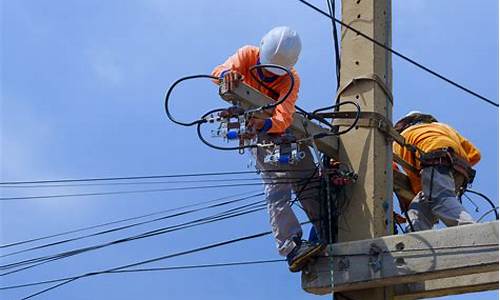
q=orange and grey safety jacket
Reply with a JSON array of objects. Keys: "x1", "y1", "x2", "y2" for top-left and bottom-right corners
[
  {"x1": 393, "y1": 122, "x2": 481, "y2": 194},
  {"x1": 212, "y1": 45, "x2": 300, "y2": 134}
]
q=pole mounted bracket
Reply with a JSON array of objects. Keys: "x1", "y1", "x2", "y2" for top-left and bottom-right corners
[
  {"x1": 315, "y1": 111, "x2": 404, "y2": 145},
  {"x1": 336, "y1": 73, "x2": 394, "y2": 105}
]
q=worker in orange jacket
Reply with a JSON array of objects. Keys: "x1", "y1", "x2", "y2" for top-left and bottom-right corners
[
  {"x1": 212, "y1": 26, "x2": 323, "y2": 272},
  {"x1": 393, "y1": 111, "x2": 480, "y2": 231}
]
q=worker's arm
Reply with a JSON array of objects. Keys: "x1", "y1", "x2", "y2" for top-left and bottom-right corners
[
  {"x1": 459, "y1": 134, "x2": 481, "y2": 166},
  {"x1": 211, "y1": 46, "x2": 253, "y2": 79},
  {"x1": 266, "y1": 74, "x2": 300, "y2": 134}
]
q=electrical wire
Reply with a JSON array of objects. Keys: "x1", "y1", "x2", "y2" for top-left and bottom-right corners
[
  {"x1": 164, "y1": 74, "x2": 220, "y2": 126},
  {"x1": 165, "y1": 65, "x2": 293, "y2": 150},
  {"x1": 0, "y1": 169, "x2": 316, "y2": 185},
  {"x1": 12, "y1": 226, "x2": 497, "y2": 299},
  {"x1": 0, "y1": 259, "x2": 285, "y2": 291},
  {"x1": 0, "y1": 177, "x2": 317, "y2": 189},
  {"x1": 17, "y1": 226, "x2": 283, "y2": 300},
  {"x1": 462, "y1": 192, "x2": 480, "y2": 213},
  {"x1": 196, "y1": 108, "x2": 259, "y2": 151},
  {"x1": 297, "y1": 0, "x2": 498, "y2": 108},
  {"x1": 307, "y1": 101, "x2": 361, "y2": 139},
  {"x1": 0, "y1": 181, "x2": 318, "y2": 201},
  {"x1": 0, "y1": 190, "x2": 261, "y2": 249},
  {"x1": 0, "y1": 189, "x2": 319, "y2": 274},
  {"x1": 0, "y1": 193, "x2": 265, "y2": 258},
  {"x1": 477, "y1": 207, "x2": 500, "y2": 222},
  {"x1": 326, "y1": 0, "x2": 341, "y2": 90},
  {"x1": 195, "y1": 64, "x2": 296, "y2": 151},
  {"x1": 465, "y1": 189, "x2": 499, "y2": 220},
  {"x1": 2, "y1": 182, "x2": 320, "y2": 275},
  {"x1": 0, "y1": 200, "x2": 269, "y2": 274},
  {"x1": 247, "y1": 64, "x2": 295, "y2": 110},
  {"x1": 0, "y1": 170, "x2": 255, "y2": 185},
  {"x1": 246, "y1": 63, "x2": 337, "y2": 131},
  {"x1": 10, "y1": 239, "x2": 497, "y2": 292}
]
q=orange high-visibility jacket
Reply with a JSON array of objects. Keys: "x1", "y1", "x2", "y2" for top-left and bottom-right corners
[
  {"x1": 212, "y1": 45, "x2": 300, "y2": 134},
  {"x1": 393, "y1": 122, "x2": 481, "y2": 194}
]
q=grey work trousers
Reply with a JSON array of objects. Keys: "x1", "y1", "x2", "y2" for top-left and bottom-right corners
[
  {"x1": 406, "y1": 166, "x2": 475, "y2": 232},
  {"x1": 254, "y1": 139, "x2": 321, "y2": 256}
]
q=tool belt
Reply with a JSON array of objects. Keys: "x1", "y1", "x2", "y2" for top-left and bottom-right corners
[{"x1": 420, "y1": 148, "x2": 476, "y2": 186}]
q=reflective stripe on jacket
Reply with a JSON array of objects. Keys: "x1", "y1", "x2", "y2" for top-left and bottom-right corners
[
  {"x1": 212, "y1": 45, "x2": 300, "y2": 134},
  {"x1": 393, "y1": 122, "x2": 481, "y2": 194}
]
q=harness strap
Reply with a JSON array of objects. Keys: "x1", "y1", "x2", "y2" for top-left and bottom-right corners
[{"x1": 420, "y1": 148, "x2": 476, "y2": 186}]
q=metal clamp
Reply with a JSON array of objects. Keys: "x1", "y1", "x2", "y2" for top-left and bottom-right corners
[{"x1": 315, "y1": 111, "x2": 405, "y2": 146}]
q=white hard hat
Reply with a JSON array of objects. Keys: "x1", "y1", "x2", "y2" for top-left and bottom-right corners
[
  {"x1": 404, "y1": 111, "x2": 422, "y2": 117},
  {"x1": 259, "y1": 26, "x2": 302, "y2": 76}
]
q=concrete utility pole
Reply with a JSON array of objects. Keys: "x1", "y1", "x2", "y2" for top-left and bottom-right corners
[
  {"x1": 299, "y1": 0, "x2": 498, "y2": 298},
  {"x1": 336, "y1": 0, "x2": 393, "y2": 298}
]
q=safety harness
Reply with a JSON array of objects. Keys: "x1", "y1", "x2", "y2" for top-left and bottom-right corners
[{"x1": 419, "y1": 147, "x2": 476, "y2": 194}]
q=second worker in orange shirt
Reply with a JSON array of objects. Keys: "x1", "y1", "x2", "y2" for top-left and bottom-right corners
[{"x1": 393, "y1": 111, "x2": 480, "y2": 231}]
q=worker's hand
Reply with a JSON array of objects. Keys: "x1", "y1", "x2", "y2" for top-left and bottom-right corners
[
  {"x1": 247, "y1": 118, "x2": 265, "y2": 131},
  {"x1": 223, "y1": 71, "x2": 243, "y2": 91}
]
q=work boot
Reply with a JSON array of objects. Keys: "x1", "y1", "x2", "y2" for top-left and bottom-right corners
[{"x1": 286, "y1": 238, "x2": 325, "y2": 273}]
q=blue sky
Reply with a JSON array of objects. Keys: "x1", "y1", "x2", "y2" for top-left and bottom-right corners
[{"x1": 1, "y1": 0, "x2": 498, "y2": 299}]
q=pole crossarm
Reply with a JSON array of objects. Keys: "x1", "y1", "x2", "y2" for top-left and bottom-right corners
[{"x1": 301, "y1": 221, "x2": 499, "y2": 295}]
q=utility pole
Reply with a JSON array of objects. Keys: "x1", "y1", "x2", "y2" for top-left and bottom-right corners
[
  {"x1": 299, "y1": 1, "x2": 498, "y2": 298},
  {"x1": 335, "y1": 0, "x2": 393, "y2": 298}
]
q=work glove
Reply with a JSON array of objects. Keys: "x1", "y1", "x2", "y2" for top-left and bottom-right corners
[{"x1": 247, "y1": 117, "x2": 265, "y2": 131}]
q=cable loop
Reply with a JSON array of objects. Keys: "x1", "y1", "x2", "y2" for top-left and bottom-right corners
[{"x1": 164, "y1": 74, "x2": 221, "y2": 127}]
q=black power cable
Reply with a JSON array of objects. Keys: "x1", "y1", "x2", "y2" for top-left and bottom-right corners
[
  {"x1": 248, "y1": 64, "x2": 295, "y2": 110},
  {"x1": 0, "y1": 181, "x2": 313, "y2": 201},
  {"x1": 196, "y1": 108, "x2": 259, "y2": 151},
  {"x1": 1, "y1": 259, "x2": 285, "y2": 291},
  {"x1": 326, "y1": 0, "x2": 341, "y2": 90},
  {"x1": 310, "y1": 101, "x2": 361, "y2": 139},
  {"x1": 20, "y1": 238, "x2": 497, "y2": 300},
  {"x1": 2, "y1": 181, "x2": 321, "y2": 274},
  {"x1": 0, "y1": 170, "x2": 258, "y2": 185},
  {"x1": 0, "y1": 169, "x2": 316, "y2": 185},
  {"x1": 0, "y1": 202, "x2": 269, "y2": 275},
  {"x1": 245, "y1": 62, "x2": 337, "y2": 131},
  {"x1": 297, "y1": 0, "x2": 498, "y2": 108},
  {"x1": 164, "y1": 74, "x2": 220, "y2": 126},
  {"x1": 0, "y1": 193, "x2": 265, "y2": 258},
  {"x1": 0, "y1": 177, "x2": 312, "y2": 189},
  {"x1": 0, "y1": 190, "x2": 260, "y2": 249},
  {"x1": 165, "y1": 65, "x2": 293, "y2": 130},
  {"x1": 196, "y1": 64, "x2": 297, "y2": 151},
  {"x1": 465, "y1": 189, "x2": 499, "y2": 220},
  {"x1": 18, "y1": 227, "x2": 279, "y2": 300}
]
